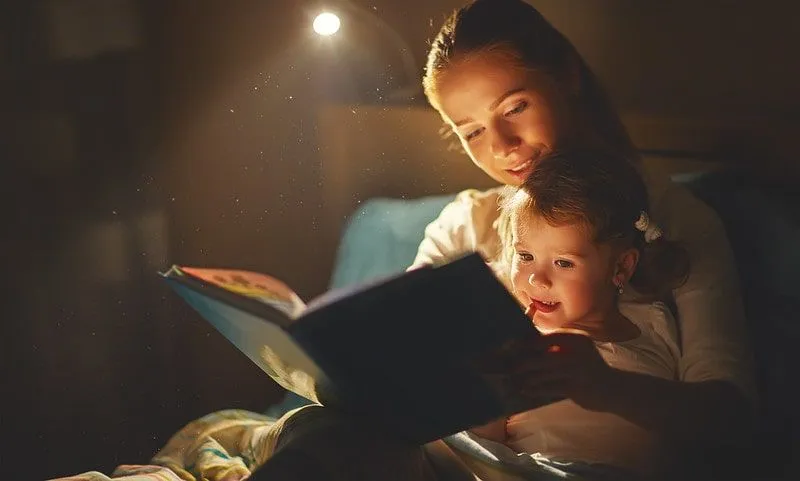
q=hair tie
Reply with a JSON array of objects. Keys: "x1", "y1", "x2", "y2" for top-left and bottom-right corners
[{"x1": 635, "y1": 211, "x2": 663, "y2": 243}]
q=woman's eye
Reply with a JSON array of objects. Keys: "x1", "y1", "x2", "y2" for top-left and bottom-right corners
[
  {"x1": 505, "y1": 100, "x2": 528, "y2": 116},
  {"x1": 554, "y1": 259, "x2": 574, "y2": 269},
  {"x1": 464, "y1": 127, "x2": 484, "y2": 141}
]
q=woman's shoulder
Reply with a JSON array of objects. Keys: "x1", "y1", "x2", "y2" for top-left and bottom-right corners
[
  {"x1": 411, "y1": 186, "x2": 505, "y2": 267},
  {"x1": 450, "y1": 186, "x2": 505, "y2": 213},
  {"x1": 646, "y1": 174, "x2": 726, "y2": 242},
  {"x1": 431, "y1": 186, "x2": 505, "y2": 234}
]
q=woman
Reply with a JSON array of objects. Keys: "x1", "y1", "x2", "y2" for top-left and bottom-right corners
[{"x1": 410, "y1": 0, "x2": 755, "y2": 476}]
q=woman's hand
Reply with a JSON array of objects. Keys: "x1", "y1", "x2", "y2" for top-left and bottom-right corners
[
  {"x1": 512, "y1": 332, "x2": 617, "y2": 410},
  {"x1": 476, "y1": 331, "x2": 617, "y2": 411},
  {"x1": 469, "y1": 417, "x2": 507, "y2": 443}
]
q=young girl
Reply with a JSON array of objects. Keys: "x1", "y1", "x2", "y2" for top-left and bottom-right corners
[{"x1": 463, "y1": 149, "x2": 690, "y2": 478}]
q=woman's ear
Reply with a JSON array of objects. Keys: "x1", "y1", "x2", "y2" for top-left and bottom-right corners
[
  {"x1": 612, "y1": 248, "x2": 639, "y2": 287},
  {"x1": 566, "y1": 52, "x2": 581, "y2": 96}
]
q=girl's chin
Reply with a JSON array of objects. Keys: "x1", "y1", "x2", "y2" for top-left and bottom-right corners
[
  {"x1": 535, "y1": 324, "x2": 592, "y2": 337},
  {"x1": 532, "y1": 318, "x2": 560, "y2": 333},
  {"x1": 532, "y1": 315, "x2": 584, "y2": 335},
  {"x1": 534, "y1": 324, "x2": 558, "y2": 334}
]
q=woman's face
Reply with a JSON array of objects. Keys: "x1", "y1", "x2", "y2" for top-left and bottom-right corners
[{"x1": 432, "y1": 52, "x2": 575, "y2": 186}]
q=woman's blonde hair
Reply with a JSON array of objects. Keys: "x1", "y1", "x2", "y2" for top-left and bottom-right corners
[{"x1": 424, "y1": 0, "x2": 638, "y2": 164}]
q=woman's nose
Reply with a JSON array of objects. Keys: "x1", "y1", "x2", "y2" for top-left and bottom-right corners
[{"x1": 489, "y1": 124, "x2": 521, "y2": 160}]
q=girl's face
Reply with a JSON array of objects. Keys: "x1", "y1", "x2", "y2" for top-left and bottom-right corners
[
  {"x1": 509, "y1": 210, "x2": 619, "y2": 333},
  {"x1": 432, "y1": 52, "x2": 574, "y2": 186}
]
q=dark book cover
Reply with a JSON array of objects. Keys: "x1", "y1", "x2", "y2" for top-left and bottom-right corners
[{"x1": 161, "y1": 253, "x2": 545, "y2": 444}]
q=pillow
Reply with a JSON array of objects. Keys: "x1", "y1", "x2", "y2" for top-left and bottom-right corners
[
  {"x1": 676, "y1": 171, "x2": 800, "y2": 459},
  {"x1": 677, "y1": 171, "x2": 800, "y2": 303},
  {"x1": 329, "y1": 194, "x2": 456, "y2": 290}
]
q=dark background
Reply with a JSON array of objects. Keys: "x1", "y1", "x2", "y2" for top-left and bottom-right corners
[{"x1": 2, "y1": 1, "x2": 798, "y2": 479}]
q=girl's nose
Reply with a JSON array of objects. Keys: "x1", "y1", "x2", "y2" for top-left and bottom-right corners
[{"x1": 528, "y1": 270, "x2": 550, "y2": 288}]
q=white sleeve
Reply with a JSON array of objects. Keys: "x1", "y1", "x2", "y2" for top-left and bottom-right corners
[{"x1": 410, "y1": 188, "x2": 503, "y2": 270}]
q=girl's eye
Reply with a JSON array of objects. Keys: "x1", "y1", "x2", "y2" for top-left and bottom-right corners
[
  {"x1": 464, "y1": 127, "x2": 484, "y2": 142},
  {"x1": 517, "y1": 252, "x2": 534, "y2": 262},
  {"x1": 554, "y1": 259, "x2": 574, "y2": 269},
  {"x1": 505, "y1": 100, "x2": 528, "y2": 116}
]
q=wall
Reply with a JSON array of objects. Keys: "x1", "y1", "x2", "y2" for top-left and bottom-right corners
[
  {"x1": 2, "y1": 1, "x2": 798, "y2": 479},
  {"x1": 386, "y1": 0, "x2": 800, "y2": 117},
  {"x1": 153, "y1": 0, "x2": 800, "y2": 300}
]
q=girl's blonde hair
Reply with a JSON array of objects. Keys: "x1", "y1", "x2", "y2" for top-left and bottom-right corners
[{"x1": 499, "y1": 150, "x2": 690, "y2": 299}]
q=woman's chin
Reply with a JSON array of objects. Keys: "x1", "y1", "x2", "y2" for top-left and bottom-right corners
[
  {"x1": 478, "y1": 167, "x2": 522, "y2": 187},
  {"x1": 503, "y1": 167, "x2": 535, "y2": 185}
]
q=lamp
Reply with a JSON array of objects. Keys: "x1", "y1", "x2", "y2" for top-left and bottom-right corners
[
  {"x1": 309, "y1": 3, "x2": 420, "y2": 103},
  {"x1": 313, "y1": 12, "x2": 341, "y2": 36}
]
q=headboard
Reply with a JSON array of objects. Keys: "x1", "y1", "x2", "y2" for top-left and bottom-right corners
[{"x1": 316, "y1": 103, "x2": 799, "y2": 240}]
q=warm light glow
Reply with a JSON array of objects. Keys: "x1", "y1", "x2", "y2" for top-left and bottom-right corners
[{"x1": 313, "y1": 12, "x2": 340, "y2": 36}]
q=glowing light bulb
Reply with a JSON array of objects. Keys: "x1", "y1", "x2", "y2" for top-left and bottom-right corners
[{"x1": 313, "y1": 12, "x2": 340, "y2": 36}]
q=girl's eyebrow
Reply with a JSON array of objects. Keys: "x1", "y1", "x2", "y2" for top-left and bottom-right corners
[
  {"x1": 558, "y1": 251, "x2": 587, "y2": 259},
  {"x1": 453, "y1": 87, "x2": 526, "y2": 127}
]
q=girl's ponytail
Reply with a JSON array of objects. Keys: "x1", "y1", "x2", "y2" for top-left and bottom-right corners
[{"x1": 630, "y1": 236, "x2": 690, "y2": 299}]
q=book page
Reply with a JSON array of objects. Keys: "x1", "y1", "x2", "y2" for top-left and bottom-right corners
[
  {"x1": 165, "y1": 276, "x2": 322, "y2": 403},
  {"x1": 180, "y1": 267, "x2": 306, "y2": 319}
]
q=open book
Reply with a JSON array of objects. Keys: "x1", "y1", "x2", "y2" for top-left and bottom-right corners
[{"x1": 161, "y1": 252, "x2": 550, "y2": 444}]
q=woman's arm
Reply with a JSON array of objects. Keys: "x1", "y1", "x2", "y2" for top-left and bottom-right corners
[
  {"x1": 600, "y1": 367, "x2": 755, "y2": 451},
  {"x1": 516, "y1": 333, "x2": 756, "y2": 456},
  {"x1": 661, "y1": 185, "x2": 756, "y2": 399},
  {"x1": 654, "y1": 187, "x2": 759, "y2": 464}
]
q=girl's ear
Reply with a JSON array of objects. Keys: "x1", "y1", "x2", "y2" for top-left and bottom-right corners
[{"x1": 612, "y1": 247, "x2": 639, "y2": 287}]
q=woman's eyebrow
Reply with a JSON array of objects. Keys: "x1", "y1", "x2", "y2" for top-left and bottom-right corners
[
  {"x1": 488, "y1": 87, "x2": 526, "y2": 111},
  {"x1": 453, "y1": 87, "x2": 526, "y2": 127}
]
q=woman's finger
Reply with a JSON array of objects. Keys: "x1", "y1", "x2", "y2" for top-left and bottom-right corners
[
  {"x1": 534, "y1": 331, "x2": 594, "y2": 351},
  {"x1": 507, "y1": 361, "x2": 571, "y2": 386},
  {"x1": 517, "y1": 376, "x2": 569, "y2": 408}
]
